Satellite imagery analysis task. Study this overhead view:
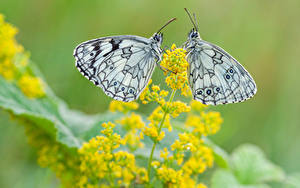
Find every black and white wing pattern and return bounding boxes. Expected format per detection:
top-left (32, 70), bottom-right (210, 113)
top-left (186, 40), bottom-right (257, 105)
top-left (73, 35), bottom-right (161, 102)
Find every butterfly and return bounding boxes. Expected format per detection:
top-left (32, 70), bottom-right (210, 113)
top-left (183, 9), bottom-right (257, 105)
top-left (73, 18), bottom-right (176, 102)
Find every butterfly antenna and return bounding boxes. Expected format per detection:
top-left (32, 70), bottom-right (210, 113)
top-left (157, 18), bottom-right (177, 33)
top-left (184, 8), bottom-right (198, 31)
top-left (193, 13), bottom-right (199, 31)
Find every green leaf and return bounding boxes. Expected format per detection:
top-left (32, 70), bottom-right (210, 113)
top-left (205, 138), bottom-right (230, 169)
top-left (230, 144), bottom-right (285, 184)
top-left (282, 173), bottom-right (300, 188)
top-left (211, 169), bottom-right (270, 188)
top-left (0, 75), bottom-right (121, 148)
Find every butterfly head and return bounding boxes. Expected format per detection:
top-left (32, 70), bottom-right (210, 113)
top-left (151, 33), bottom-right (163, 46)
top-left (151, 18), bottom-right (176, 47)
top-left (188, 28), bottom-right (200, 39)
top-left (184, 8), bottom-right (201, 40)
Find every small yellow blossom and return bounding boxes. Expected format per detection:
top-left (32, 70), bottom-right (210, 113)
top-left (109, 100), bottom-right (139, 114)
top-left (148, 106), bottom-right (172, 131)
top-left (151, 161), bottom-right (160, 168)
top-left (117, 112), bottom-right (145, 130)
top-left (156, 165), bottom-right (183, 186)
top-left (0, 14), bottom-right (23, 80)
top-left (167, 101), bottom-right (191, 118)
top-left (143, 123), bottom-right (159, 140)
top-left (186, 112), bottom-right (223, 136)
top-left (124, 131), bottom-right (144, 151)
top-left (190, 100), bottom-right (208, 112)
top-left (0, 59), bottom-right (16, 80)
top-left (18, 74), bottom-right (45, 98)
top-left (160, 147), bottom-right (170, 160)
top-left (139, 81), bottom-right (168, 106)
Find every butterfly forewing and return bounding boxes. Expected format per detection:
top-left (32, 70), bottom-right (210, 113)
top-left (74, 35), bottom-right (159, 102)
top-left (186, 39), bottom-right (257, 105)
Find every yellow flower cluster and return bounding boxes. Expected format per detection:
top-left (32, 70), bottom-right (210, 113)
top-left (0, 14), bottom-right (45, 98)
top-left (190, 100), bottom-right (208, 112)
top-left (186, 101), bottom-right (223, 136)
top-left (117, 113), bottom-right (145, 151)
top-left (160, 44), bottom-right (191, 96)
top-left (78, 122), bottom-right (148, 187)
top-left (165, 101), bottom-right (191, 118)
top-left (142, 106), bottom-right (172, 142)
top-left (0, 14), bottom-right (23, 80)
top-left (152, 132), bottom-right (213, 187)
top-left (18, 74), bottom-right (45, 98)
top-left (109, 100), bottom-right (139, 114)
top-left (152, 162), bottom-right (208, 188)
top-left (24, 122), bottom-right (80, 187)
top-left (139, 79), bottom-right (169, 105)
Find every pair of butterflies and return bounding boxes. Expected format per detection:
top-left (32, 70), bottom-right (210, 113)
top-left (73, 9), bottom-right (257, 105)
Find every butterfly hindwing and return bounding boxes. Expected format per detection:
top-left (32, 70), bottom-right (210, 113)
top-left (186, 40), bottom-right (257, 105)
top-left (74, 35), bottom-right (159, 102)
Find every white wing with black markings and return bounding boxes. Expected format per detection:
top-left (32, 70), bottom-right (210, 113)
top-left (73, 35), bottom-right (162, 102)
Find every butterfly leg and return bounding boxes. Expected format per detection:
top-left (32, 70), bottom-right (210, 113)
top-left (156, 61), bottom-right (176, 74)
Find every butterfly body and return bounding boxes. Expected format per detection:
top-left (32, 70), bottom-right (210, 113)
top-left (74, 33), bottom-right (163, 102)
top-left (184, 28), bottom-right (257, 105)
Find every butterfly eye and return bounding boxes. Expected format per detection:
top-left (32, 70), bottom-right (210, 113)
top-left (129, 89), bottom-right (134, 94)
top-left (121, 87), bottom-right (125, 91)
top-left (229, 68), bottom-right (234, 74)
top-left (90, 53), bottom-right (94, 56)
top-left (113, 81), bottom-right (118, 86)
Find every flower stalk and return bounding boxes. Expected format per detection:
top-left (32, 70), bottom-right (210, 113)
top-left (147, 89), bottom-right (176, 179)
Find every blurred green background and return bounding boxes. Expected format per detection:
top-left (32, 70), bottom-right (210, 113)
top-left (0, 0), bottom-right (299, 187)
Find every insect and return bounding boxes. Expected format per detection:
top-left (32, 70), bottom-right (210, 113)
top-left (73, 18), bottom-right (176, 102)
top-left (183, 8), bottom-right (257, 105)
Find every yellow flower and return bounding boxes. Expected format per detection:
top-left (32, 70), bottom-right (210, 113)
top-left (160, 147), bottom-right (170, 160)
top-left (109, 100), bottom-right (139, 114)
top-left (0, 59), bottom-right (16, 80)
top-left (79, 122), bottom-right (147, 187)
top-left (201, 111), bottom-right (223, 135)
top-left (117, 112), bottom-right (145, 130)
top-left (156, 165), bottom-right (183, 185)
top-left (143, 123), bottom-right (159, 140)
top-left (148, 106), bottom-right (172, 131)
top-left (160, 44), bottom-right (191, 96)
top-left (167, 101), bottom-right (191, 118)
top-left (0, 14), bottom-right (24, 80)
top-left (190, 100), bottom-right (208, 112)
top-left (151, 161), bottom-right (160, 168)
top-left (139, 80), bottom-right (168, 106)
top-left (18, 74), bottom-right (45, 98)
top-left (186, 112), bottom-right (223, 136)
top-left (124, 131), bottom-right (144, 151)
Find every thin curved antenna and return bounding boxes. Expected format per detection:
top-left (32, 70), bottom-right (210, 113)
top-left (193, 13), bottom-right (199, 31)
top-left (157, 18), bottom-right (177, 33)
top-left (184, 8), bottom-right (198, 31)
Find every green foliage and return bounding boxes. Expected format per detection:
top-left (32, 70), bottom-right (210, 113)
top-left (211, 144), bottom-right (287, 188)
top-left (230, 144), bottom-right (285, 184)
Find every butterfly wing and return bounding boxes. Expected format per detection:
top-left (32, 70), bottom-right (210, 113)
top-left (186, 40), bottom-right (257, 105)
top-left (73, 35), bottom-right (159, 102)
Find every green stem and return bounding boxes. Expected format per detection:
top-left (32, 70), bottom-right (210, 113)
top-left (147, 89), bottom-right (176, 182)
